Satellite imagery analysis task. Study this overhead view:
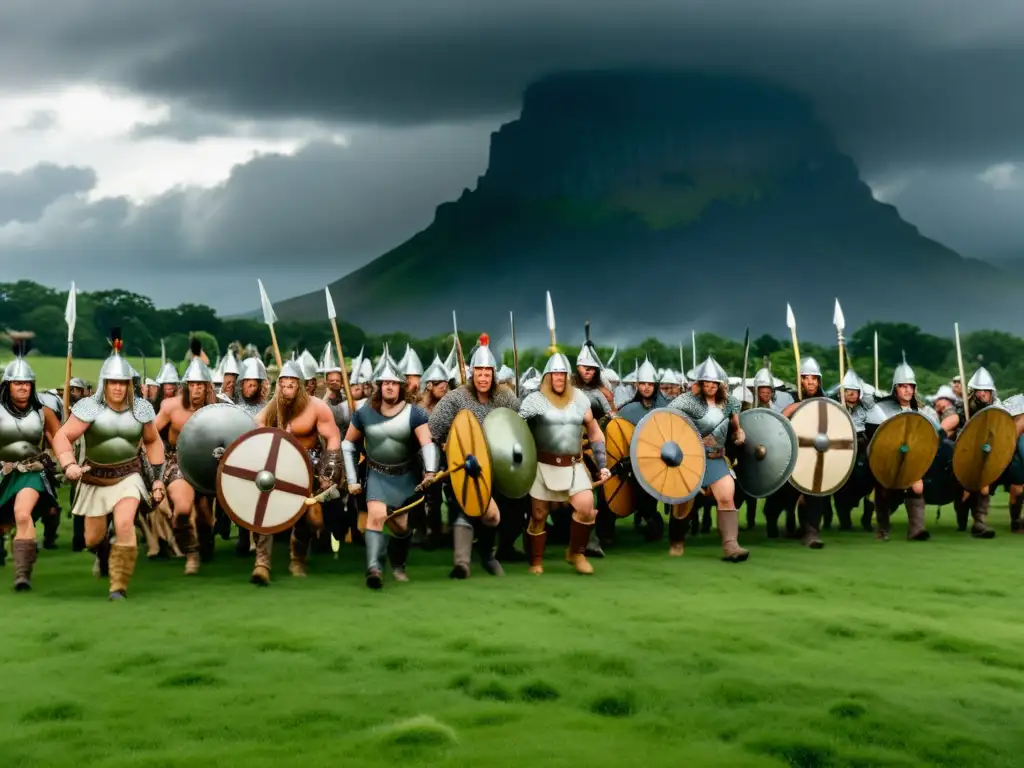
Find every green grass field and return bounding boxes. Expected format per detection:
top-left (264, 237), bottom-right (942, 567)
top-left (3, 356), bottom-right (157, 389)
top-left (3, 487), bottom-right (1024, 768)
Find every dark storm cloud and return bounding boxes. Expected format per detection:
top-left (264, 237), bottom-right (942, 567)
top-left (1, 1), bottom-right (1023, 169)
top-left (0, 163), bottom-right (96, 224)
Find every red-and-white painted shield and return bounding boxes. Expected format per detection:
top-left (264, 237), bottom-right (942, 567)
top-left (216, 427), bottom-right (314, 534)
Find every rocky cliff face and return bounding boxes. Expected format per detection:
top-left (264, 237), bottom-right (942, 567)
top-left (276, 70), bottom-right (1017, 343)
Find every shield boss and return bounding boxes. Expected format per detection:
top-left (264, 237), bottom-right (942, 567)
top-left (735, 408), bottom-right (798, 499)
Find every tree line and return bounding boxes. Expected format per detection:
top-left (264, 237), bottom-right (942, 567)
top-left (3, 280), bottom-right (1021, 395)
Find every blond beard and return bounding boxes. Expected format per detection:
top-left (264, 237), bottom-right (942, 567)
top-left (262, 386), bottom-right (310, 429)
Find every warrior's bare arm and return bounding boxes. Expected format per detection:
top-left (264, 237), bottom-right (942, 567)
top-left (730, 411), bottom-right (746, 444)
top-left (142, 422), bottom-right (167, 502)
top-left (52, 415), bottom-right (88, 465)
top-left (782, 402), bottom-right (799, 419)
top-left (154, 398), bottom-right (174, 432)
top-left (254, 407), bottom-right (268, 427)
top-left (314, 400), bottom-right (341, 450)
top-left (941, 413), bottom-right (959, 438)
top-left (42, 407), bottom-right (61, 448)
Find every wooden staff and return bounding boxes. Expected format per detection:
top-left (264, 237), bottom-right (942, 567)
top-left (61, 281), bottom-right (77, 420)
top-left (325, 287), bottom-right (356, 414)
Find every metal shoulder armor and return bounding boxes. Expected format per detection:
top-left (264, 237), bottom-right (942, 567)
top-left (427, 388), bottom-right (463, 444)
top-left (133, 398), bottom-right (156, 424)
top-left (518, 392), bottom-right (548, 421)
top-left (71, 396), bottom-right (103, 424)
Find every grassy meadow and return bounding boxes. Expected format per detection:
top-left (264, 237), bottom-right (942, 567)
top-left (2, 484), bottom-right (1024, 768)
top-left (3, 356), bottom-right (155, 389)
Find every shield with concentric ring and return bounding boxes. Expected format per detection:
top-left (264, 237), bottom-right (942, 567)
top-left (629, 408), bottom-right (706, 504)
top-left (216, 427), bottom-right (314, 534)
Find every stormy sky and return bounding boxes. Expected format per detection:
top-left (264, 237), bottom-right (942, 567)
top-left (1, 0), bottom-right (1022, 313)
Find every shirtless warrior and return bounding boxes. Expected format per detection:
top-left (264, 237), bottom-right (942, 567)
top-left (0, 345), bottom-right (62, 590)
top-left (52, 334), bottom-right (166, 599)
top-left (342, 351), bottom-right (438, 589)
top-left (250, 359), bottom-right (342, 584)
top-left (519, 352), bottom-right (610, 575)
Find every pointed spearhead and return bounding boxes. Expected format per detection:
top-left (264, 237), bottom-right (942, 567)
top-left (258, 279), bottom-right (278, 325)
top-left (545, 291), bottom-right (555, 332)
top-left (325, 286), bottom-right (337, 320)
top-left (833, 299), bottom-right (845, 332)
top-left (786, 303), bottom-right (796, 330)
top-left (64, 281), bottom-right (77, 340)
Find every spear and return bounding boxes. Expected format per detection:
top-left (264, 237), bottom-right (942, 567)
top-left (691, 330), bottom-right (697, 369)
top-left (740, 328), bottom-right (751, 400)
top-left (257, 279), bottom-right (282, 368)
top-left (325, 287), bottom-right (356, 414)
top-left (786, 303), bottom-right (802, 401)
top-left (679, 341), bottom-right (684, 374)
top-left (954, 322), bottom-right (970, 421)
top-left (545, 291), bottom-right (558, 354)
top-left (452, 310), bottom-right (467, 386)
top-left (160, 338), bottom-right (167, 366)
top-left (61, 282), bottom-right (77, 420)
top-left (834, 299), bottom-right (847, 404)
top-left (873, 331), bottom-right (879, 391)
top-left (510, 311), bottom-right (520, 398)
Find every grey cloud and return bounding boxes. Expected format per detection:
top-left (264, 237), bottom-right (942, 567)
top-left (1, 1), bottom-right (1024, 170)
top-left (17, 110), bottom-right (58, 131)
top-left (129, 107), bottom-right (238, 141)
top-left (0, 163), bottom-right (96, 224)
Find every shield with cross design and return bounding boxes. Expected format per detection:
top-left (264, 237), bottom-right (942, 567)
top-left (787, 397), bottom-right (858, 497)
top-left (215, 427), bottom-right (314, 534)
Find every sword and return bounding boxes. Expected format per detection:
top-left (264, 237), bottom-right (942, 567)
top-left (61, 282), bottom-right (77, 421)
top-left (786, 304), bottom-right (802, 401)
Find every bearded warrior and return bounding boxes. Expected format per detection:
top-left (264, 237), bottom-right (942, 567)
top-left (251, 360), bottom-right (343, 584)
top-left (52, 332), bottom-right (166, 600)
top-left (428, 335), bottom-right (517, 578)
top-left (617, 358), bottom-right (670, 545)
top-left (418, 354), bottom-right (453, 547)
top-left (399, 345), bottom-right (424, 399)
top-left (952, 365), bottom-right (999, 538)
top-left (319, 343), bottom-right (350, 432)
top-left (519, 352), bottom-right (610, 575)
top-left (666, 356), bottom-right (749, 562)
top-left (342, 350), bottom-right (438, 589)
top-left (154, 343), bottom-right (218, 575)
top-left (658, 369), bottom-right (684, 401)
top-left (218, 351), bottom-right (241, 402)
top-left (0, 342), bottom-right (62, 590)
top-left (829, 369), bottom-right (877, 531)
top-left (219, 357), bottom-right (270, 417)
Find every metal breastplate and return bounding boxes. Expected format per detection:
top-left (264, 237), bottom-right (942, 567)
top-left (0, 406), bottom-right (45, 462)
top-left (363, 405), bottom-right (414, 465)
top-left (694, 404), bottom-right (729, 448)
top-left (848, 403), bottom-right (867, 434)
top-left (325, 397), bottom-right (350, 430)
top-left (84, 406), bottom-right (145, 464)
top-left (532, 404), bottom-right (585, 455)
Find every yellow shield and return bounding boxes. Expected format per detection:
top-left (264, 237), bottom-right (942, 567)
top-left (867, 411), bottom-right (939, 490)
top-left (953, 406), bottom-right (1017, 492)
top-left (446, 409), bottom-right (494, 517)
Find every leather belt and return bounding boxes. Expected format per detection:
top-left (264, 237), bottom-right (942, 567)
top-left (537, 451), bottom-right (581, 467)
top-left (367, 458), bottom-right (414, 476)
top-left (80, 457), bottom-right (143, 487)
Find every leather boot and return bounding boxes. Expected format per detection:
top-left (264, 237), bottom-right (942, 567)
top-left (72, 514), bottom-right (86, 552)
top-left (476, 522), bottom-right (503, 576)
top-left (585, 525), bottom-right (606, 557)
top-left (364, 530), bottom-right (386, 589)
top-left (107, 544), bottom-right (137, 600)
top-left (744, 499), bottom-right (757, 531)
top-left (526, 525), bottom-right (546, 575)
top-left (91, 536), bottom-right (111, 577)
top-left (970, 494), bottom-right (996, 539)
top-left (836, 504), bottom-right (853, 531)
top-left (13, 539), bottom-right (37, 591)
top-left (567, 518), bottom-right (594, 574)
top-left (874, 489), bottom-right (890, 541)
top-left (387, 532), bottom-right (412, 582)
top-left (450, 518), bottom-right (473, 579)
top-left (42, 511), bottom-right (59, 549)
top-left (905, 494), bottom-right (930, 541)
top-left (800, 498), bottom-right (825, 549)
top-left (250, 534), bottom-right (272, 585)
top-left (954, 496), bottom-right (970, 532)
top-left (717, 508), bottom-right (749, 562)
top-left (668, 512), bottom-right (688, 557)
top-left (174, 515), bottom-right (200, 575)
top-left (1011, 498), bottom-right (1024, 533)
top-left (235, 527), bottom-right (252, 557)
top-left (288, 533), bottom-right (309, 577)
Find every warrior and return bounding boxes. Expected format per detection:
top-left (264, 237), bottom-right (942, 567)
top-left (428, 334), bottom-right (516, 578)
top-left (574, 332), bottom-right (616, 555)
top-left (418, 355), bottom-right (453, 548)
top-left (419, 356), bottom-right (450, 412)
top-left (666, 356), bottom-right (749, 562)
top-left (0, 343), bottom-right (62, 590)
top-left (52, 332), bottom-right (166, 600)
top-left (742, 366), bottom-right (795, 532)
top-left (144, 379), bottom-right (158, 402)
top-left (320, 343), bottom-right (350, 432)
top-left (68, 377), bottom-right (88, 405)
top-left (154, 344), bottom-right (218, 574)
top-left (830, 370), bottom-right (877, 531)
top-left (658, 370), bottom-right (684, 401)
top-left (218, 351), bottom-right (241, 402)
top-left (519, 352), bottom-right (610, 575)
top-left (954, 365), bottom-right (999, 538)
top-left (399, 345), bottom-right (424, 398)
top-left (218, 357), bottom-right (269, 418)
top-left (497, 365), bottom-right (516, 392)
top-left (154, 363), bottom-right (181, 408)
top-left (342, 351), bottom-right (437, 589)
top-left (617, 358), bottom-right (670, 545)
top-left (251, 359), bottom-right (343, 584)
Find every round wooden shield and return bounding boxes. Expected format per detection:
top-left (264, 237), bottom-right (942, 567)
top-left (867, 411), bottom-right (939, 490)
top-left (446, 409), bottom-right (493, 517)
top-left (735, 408), bottom-right (798, 499)
top-left (953, 406), bottom-right (1017, 492)
top-left (216, 427), bottom-right (314, 534)
top-left (629, 408), bottom-right (706, 504)
top-left (788, 398), bottom-right (857, 497)
top-left (603, 417), bottom-right (636, 517)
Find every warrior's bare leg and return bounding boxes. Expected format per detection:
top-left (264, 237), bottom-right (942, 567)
top-left (565, 490), bottom-right (597, 574)
top-left (168, 479), bottom-right (199, 574)
top-left (12, 488), bottom-right (40, 591)
top-left (711, 474), bottom-right (748, 562)
top-left (527, 499), bottom-right (549, 574)
top-left (668, 500), bottom-right (694, 557)
top-left (107, 497), bottom-right (139, 600)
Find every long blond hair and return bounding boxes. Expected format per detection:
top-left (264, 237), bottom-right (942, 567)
top-left (261, 383), bottom-right (310, 429)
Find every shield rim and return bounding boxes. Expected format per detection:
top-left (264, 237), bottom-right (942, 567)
top-left (629, 407), bottom-right (706, 504)
top-left (787, 397), bottom-right (858, 497)
top-left (953, 406), bottom-right (1017, 492)
top-left (603, 417), bottom-right (636, 517)
top-left (215, 427), bottom-right (314, 535)
top-left (736, 408), bottom-right (799, 499)
top-left (482, 406), bottom-right (536, 500)
top-left (866, 411), bottom-right (940, 490)
top-left (446, 409), bottom-right (493, 517)
top-left (177, 402), bottom-right (258, 496)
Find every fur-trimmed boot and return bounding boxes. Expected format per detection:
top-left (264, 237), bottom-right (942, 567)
top-left (90, 536), bottom-right (111, 577)
top-left (13, 539), bottom-right (37, 591)
top-left (107, 544), bottom-right (137, 600)
top-left (905, 494), bottom-right (930, 541)
top-left (364, 530), bottom-right (386, 589)
top-left (288, 531), bottom-right (310, 577)
top-left (250, 534), bottom-right (272, 586)
top-left (449, 517), bottom-right (473, 579)
top-left (970, 494), bottom-right (996, 539)
top-left (387, 532), bottom-right (412, 582)
top-left (173, 515), bottom-right (200, 575)
top-left (717, 508), bottom-right (749, 562)
top-left (476, 521), bottom-right (503, 576)
top-left (566, 518), bottom-right (595, 574)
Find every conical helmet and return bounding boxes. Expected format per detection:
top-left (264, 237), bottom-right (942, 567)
top-left (442, 339), bottom-right (458, 374)
top-left (469, 334), bottom-right (498, 370)
top-left (497, 364), bottom-right (515, 383)
top-left (576, 322), bottom-right (604, 369)
top-left (299, 350), bottom-right (320, 381)
top-left (2, 335), bottom-right (35, 383)
top-left (541, 352), bottom-right (572, 377)
top-left (372, 345), bottom-right (404, 384)
top-left (751, 367), bottom-right (774, 388)
top-left (222, 350), bottom-right (241, 377)
top-left (891, 351), bottom-right (916, 387)
top-left (602, 368), bottom-right (620, 386)
top-left (155, 362), bottom-right (180, 386)
top-left (99, 328), bottom-right (133, 382)
top-left (660, 369), bottom-right (682, 386)
top-left (967, 365), bottom-right (995, 392)
top-left (841, 369), bottom-right (862, 392)
top-left (421, 355), bottom-right (449, 385)
top-left (320, 342), bottom-right (342, 374)
top-left (348, 347), bottom-right (365, 384)
top-left (278, 359), bottom-right (306, 381)
top-left (692, 355), bottom-right (728, 384)
top-left (239, 357), bottom-right (268, 381)
top-left (520, 366), bottom-right (540, 386)
top-left (211, 357), bottom-right (225, 385)
top-left (799, 357), bottom-right (822, 377)
top-left (635, 357), bottom-right (658, 384)
top-left (400, 345), bottom-right (425, 376)
top-left (622, 361), bottom-right (637, 385)
top-left (359, 357), bottom-right (372, 383)
top-left (933, 384), bottom-right (957, 404)
top-left (183, 356), bottom-right (214, 384)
